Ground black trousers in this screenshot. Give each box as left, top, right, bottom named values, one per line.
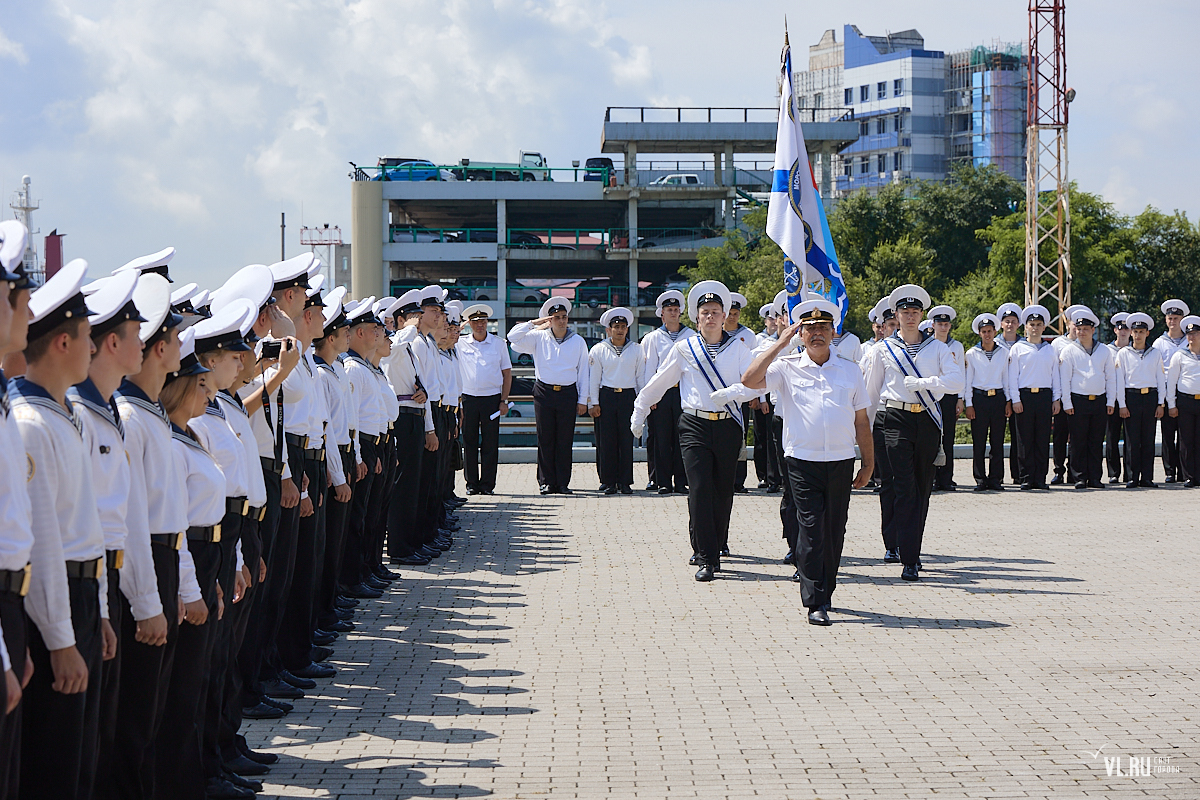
left=462, top=394, right=501, bottom=492
left=1177, top=394, right=1200, bottom=481
left=280, top=447, right=324, bottom=671
left=0, top=592, right=25, bottom=800
left=203, top=516, right=243, bottom=780
left=648, top=386, right=687, bottom=491
left=388, top=414, right=426, bottom=557
left=318, top=448, right=354, bottom=629
left=1106, top=401, right=1130, bottom=481
left=95, top=563, right=122, bottom=796
left=877, top=407, right=939, bottom=566
left=417, top=419, right=444, bottom=541
left=435, top=406, right=455, bottom=514
left=1068, top=395, right=1108, bottom=485
left=258, top=448, right=304, bottom=681
left=371, top=432, right=399, bottom=566
left=1016, top=389, right=1054, bottom=486
left=344, top=435, right=377, bottom=578
left=970, top=391, right=1008, bottom=485
left=596, top=387, right=635, bottom=488
left=1052, top=406, right=1073, bottom=479
left=533, top=381, right=578, bottom=489
left=22, top=575, right=102, bottom=800
left=1008, top=412, right=1024, bottom=483
left=239, top=465, right=282, bottom=707
left=1125, top=389, right=1159, bottom=483
left=107, top=541, right=179, bottom=800
left=219, top=516, right=260, bottom=764
left=935, top=394, right=959, bottom=488
left=785, top=457, right=853, bottom=609
left=753, top=406, right=780, bottom=486
left=734, top=403, right=751, bottom=489
left=678, top=413, right=741, bottom=569
left=772, top=415, right=799, bottom=552
left=157, top=537, right=221, bottom=800
left=1162, top=411, right=1186, bottom=480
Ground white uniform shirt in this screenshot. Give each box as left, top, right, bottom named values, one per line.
left=640, top=325, right=697, bottom=384
left=765, top=351, right=868, bottom=461
left=996, top=335, right=1022, bottom=352
left=380, top=332, right=435, bottom=430
left=398, top=328, right=445, bottom=404
left=236, top=375, right=291, bottom=481
left=963, top=343, right=1011, bottom=405
left=1166, top=348, right=1200, bottom=408
left=69, top=380, right=130, bottom=554
left=941, top=338, right=965, bottom=390
left=373, top=361, right=399, bottom=429
left=1007, top=339, right=1063, bottom=401
left=0, top=381, right=34, bottom=670
left=11, top=379, right=108, bottom=650
left=192, top=402, right=251, bottom=498
left=215, top=390, right=268, bottom=507
left=456, top=333, right=512, bottom=397
left=507, top=323, right=591, bottom=402
left=344, top=351, right=387, bottom=436
left=332, top=356, right=364, bottom=465
left=171, top=426, right=225, bottom=603
left=116, top=380, right=189, bottom=621
left=1153, top=333, right=1188, bottom=365
left=440, top=348, right=462, bottom=407
left=726, top=324, right=756, bottom=350
left=1115, top=345, right=1166, bottom=395
left=634, top=333, right=758, bottom=422
left=1058, top=340, right=1117, bottom=409
left=314, top=356, right=350, bottom=487
left=830, top=331, right=863, bottom=364
left=586, top=340, right=645, bottom=407
left=281, top=350, right=325, bottom=441
left=863, top=333, right=965, bottom=413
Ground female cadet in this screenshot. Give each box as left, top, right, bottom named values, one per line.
left=586, top=307, right=644, bottom=495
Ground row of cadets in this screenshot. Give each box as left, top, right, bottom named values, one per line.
left=751, top=301, right=783, bottom=493
left=0, top=222, right=34, bottom=799
left=507, top=297, right=590, bottom=495
left=632, top=282, right=758, bottom=581
left=380, top=291, right=440, bottom=566
left=639, top=290, right=694, bottom=495
left=926, top=305, right=965, bottom=491
left=723, top=292, right=756, bottom=494
left=1058, top=306, right=1117, bottom=489
left=456, top=304, right=512, bottom=496
left=1165, top=313, right=1200, bottom=485
left=1115, top=312, right=1167, bottom=487
left=1007, top=304, right=1061, bottom=490
left=963, top=312, right=1010, bottom=490
left=1153, top=298, right=1192, bottom=482
left=586, top=307, right=644, bottom=495
left=995, top=302, right=1024, bottom=483
left=862, top=284, right=964, bottom=581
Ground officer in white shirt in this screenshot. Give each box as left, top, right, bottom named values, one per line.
left=0, top=221, right=35, bottom=793
left=863, top=284, right=963, bottom=580
left=587, top=307, right=644, bottom=495
left=640, top=290, right=696, bottom=494
left=456, top=304, right=512, bottom=495
left=742, top=299, right=873, bottom=625
left=996, top=302, right=1024, bottom=483
left=508, top=297, right=590, bottom=495
left=1116, top=312, right=1166, bottom=487
left=1106, top=312, right=1132, bottom=483
left=963, top=313, right=1010, bottom=491
left=928, top=305, right=965, bottom=491
left=13, top=259, right=109, bottom=799
left=1007, top=305, right=1062, bottom=490
left=1154, top=299, right=1191, bottom=482
left=1059, top=308, right=1116, bottom=489
left=632, top=281, right=757, bottom=581
left=1166, top=314, right=1200, bottom=487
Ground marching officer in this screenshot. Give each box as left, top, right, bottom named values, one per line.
left=1165, top=314, right=1200, bottom=487
left=456, top=304, right=512, bottom=496
left=1115, top=312, right=1165, bottom=487
left=1154, top=299, right=1191, bottom=482
left=640, top=290, right=695, bottom=494
left=507, top=297, right=590, bottom=495
left=963, top=313, right=1010, bottom=491
left=1058, top=307, right=1116, bottom=489
left=586, top=307, right=643, bottom=495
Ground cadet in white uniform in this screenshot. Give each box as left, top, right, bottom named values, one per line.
left=1106, top=312, right=1132, bottom=483
left=14, top=259, right=109, bottom=800
left=640, top=290, right=696, bottom=494
left=996, top=302, right=1024, bottom=483
left=752, top=303, right=782, bottom=492
left=963, top=313, right=1010, bottom=491
left=587, top=307, right=643, bottom=494
left=1059, top=307, right=1116, bottom=489
left=456, top=304, right=512, bottom=496
left=1115, top=312, right=1165, bottom=487
left=1007, top=305, right=1062, bottom=490
left=632, top=282, right=757, bottom=580
left=508, top=297, right=590, bottom=494
left=724, top=292, right=756, bottom=494
left=1154, top=299, right=1191, bottom=482
left=1166, top=314, right=1200, bottom=487
left=927, top=305, right=964, bottom=491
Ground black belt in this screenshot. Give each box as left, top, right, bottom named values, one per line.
left=0, top=565, right=30, bottom=596
left=536, top=380, right=575, bottom=392
left=338, top=442, right=353, bottom=455
left=260, top=455, right=285, bottom=475
left=65, top=558, right=104, bottom=580
left=396, top=406, right=424, bottom=417
left=151, top=532, right=185, bottom=550
left=187, top=524, right=222, bottom=543
left=1071, top=392, right=1104, bottom=402
left=360, top=432, right=383, bottom=446
left=285, top=432, right=311, bottom=449
left=225, top=496, right=266, bottom=521
left=600, top=386, right=632, bottom=393
left=105, top=550, right=124, bottom=570
left=973, top=388, right=1003, bottom=397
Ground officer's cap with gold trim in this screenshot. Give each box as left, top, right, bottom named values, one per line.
left=463, top=303, right=491, bottom=321
left=789, top=298, right=841, bottom=327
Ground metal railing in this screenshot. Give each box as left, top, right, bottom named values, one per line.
left=350, top=162, right=613, bottom=183
left=604, top=106, right=854, bottom=123
left=388, top=227, right=726, bottom=250
left=608, top=227, right=725, bottom=249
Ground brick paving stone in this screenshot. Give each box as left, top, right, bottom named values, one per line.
left=246, top=460, right=1199, bottom=799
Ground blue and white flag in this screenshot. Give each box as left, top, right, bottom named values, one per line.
left=766, top=32, right=848, bottom=331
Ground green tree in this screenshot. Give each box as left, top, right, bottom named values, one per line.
left=1122, top=208, right=1200, bottom=316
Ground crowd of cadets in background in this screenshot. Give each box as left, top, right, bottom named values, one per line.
left=0, top=219, right=505, bottom=800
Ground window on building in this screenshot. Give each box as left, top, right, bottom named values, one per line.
left=893, top=114, right=901, bottom=133
left=797, top=94, right=807, bottom=110
left=814, top=92, right=822, bottom=109
left=893, top=78, right=904, bottom=97
left=843, top=160, right=852, bottom=177
left=860, top=120, right=869, bottom=137
left=858, top=157, right=869, bottom=175
left=875, top=118, right=886, bottom=135
left=876, top=154, right=887, bottom=173
left=859, top=85, right=869, bottom=103
left=894, top=152, right=903, bottom=172
left=877, top=81, right=887, bottom=100
left=844, top=87, right=853, bottom=105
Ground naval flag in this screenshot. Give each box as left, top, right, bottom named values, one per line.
left=766, top=32, right=848, bottom=331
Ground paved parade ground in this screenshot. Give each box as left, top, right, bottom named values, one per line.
left=247, top=460, right=1197, bottom=799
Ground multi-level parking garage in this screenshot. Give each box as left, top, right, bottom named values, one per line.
left=349, top=106, right=858, bottom=340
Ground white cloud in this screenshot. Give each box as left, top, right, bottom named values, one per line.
left=0, top=26, right=28, bottom=64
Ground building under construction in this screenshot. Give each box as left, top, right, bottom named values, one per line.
left=945, top=42, right=1027, bottom=181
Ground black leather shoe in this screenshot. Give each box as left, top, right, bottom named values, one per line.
left=310, top=646, right=333, bottom=663
left=279, top=669, right=317, bottom=689
left=688, top=554, right=698, bottom=565
left=1165, top=475, right=1177, bottom=484
left=1186, top=480, right=1200, bottom=488
left=390, top=553, right=430, bottom=567
left=364, top=575, right=389, bottom=590
left=767, top=484, right=781, bottom=493
left=619, top=485, right=632, bottom=494
left=224, top=769, right=263, bottom=792
left=598, top=484, right=610, bottom=493
left=658, top=485, right=672, bottom=494
left=205, top=777, right=254, bottom=799
left=973, top=484, right=989, bottom=492
left=312, top=631, right=337, bottom=646
left=720, top=548, right=730, bottom=557
left=326, top=619, right=355, bottom=633
left=466, top=487, right=479, bottom=495
left=558, top=487, right=573, bottom=495
left=237, top=738, right=279, bottom=765
left=344, top=581, right=384, bottom=597
left=603, top=485, right=617, bottom=495
left=1126, top=480, right=1139, bottom=489
left=241, top=701, right=286, bottom=720
left=757, top=480, right=769, bottom=489
left=1139, top=480, right=1158, bottom=488
left=336, top=596, right=358, bottom=609
left=1087, top=480, right=1105, bottom=489
left=1074, top=481, right=1087, bottom=489
left=1021, top=482, right=1035, bottom=490
left=673, top=485, right=688, bottom=494
left=901, top=564, right=920, bottom=581
left=733, top=485, right=748, bottom=493
left=261, top=678, right=304, bottom=699
left=291, top=662, right=336, bottom=680
left=415, top=545, right=441, bottom=560
left=374, top=565, right=401, bottom=580
left=224, top=753, right=269, bottom=776
left=782, top=550, right=794, bottom=563
left=883, top=549, right=900, bottom=563
left=988, top=481, right=1005, bottom=491
left=646, top=482, right=658, bottom=492
left=807, top=607, right=831, bottom=626
left=540, top=484, right=551, bottom=495
left=260, top=696, right=293, bottom=712
left=791, top=571, right=801, bottom=583
left=1050, top=474, right=1065, bottom=485
left=334, top=608, right=354, bottom=621
left=695, top=565, right=715, bottom=582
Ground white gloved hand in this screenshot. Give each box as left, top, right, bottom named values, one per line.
left=709, top=387, right=738, bottom=407
left=631, top=421, right=645, bottom=439
left=903, top=376, right=929, bottom=392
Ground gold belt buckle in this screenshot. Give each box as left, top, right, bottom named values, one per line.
left=613, top=387, right=623, bottom=393
left=1141, top=387, right=1150, bottom=394
left=1029, top=387, right=1040, bottom=393
left=93, top=559, right=105, bottom=580
left=986, top=389, right=996, bottom=397
left=552, top=385, right=561, bottom=391
left=212, top=523, right=222, bottom=543
left=256, top=505, right=267, bottom=522
left=1194, top=394, right=1200, bottom=400
left=175, top=532, right=185, bottom=551
left=241, top=499, right=251, bottom=517
left=112, top=550, right=125, bottom=570
left=1088, top=394, right=1096, bottom=401
left=19, top=563, right=30, bottom=597
left=909, top=403, right=924, bottom=413
left=707, top=411, right=720, bottom=421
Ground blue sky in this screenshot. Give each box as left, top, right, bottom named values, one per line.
left=1, top=0, right=1195, bottom=289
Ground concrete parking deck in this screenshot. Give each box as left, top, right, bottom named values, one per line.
left=247, top=460, right=1197, bottom=798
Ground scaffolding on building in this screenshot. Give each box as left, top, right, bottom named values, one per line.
left=946, top=42, right=1028, bottom=181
